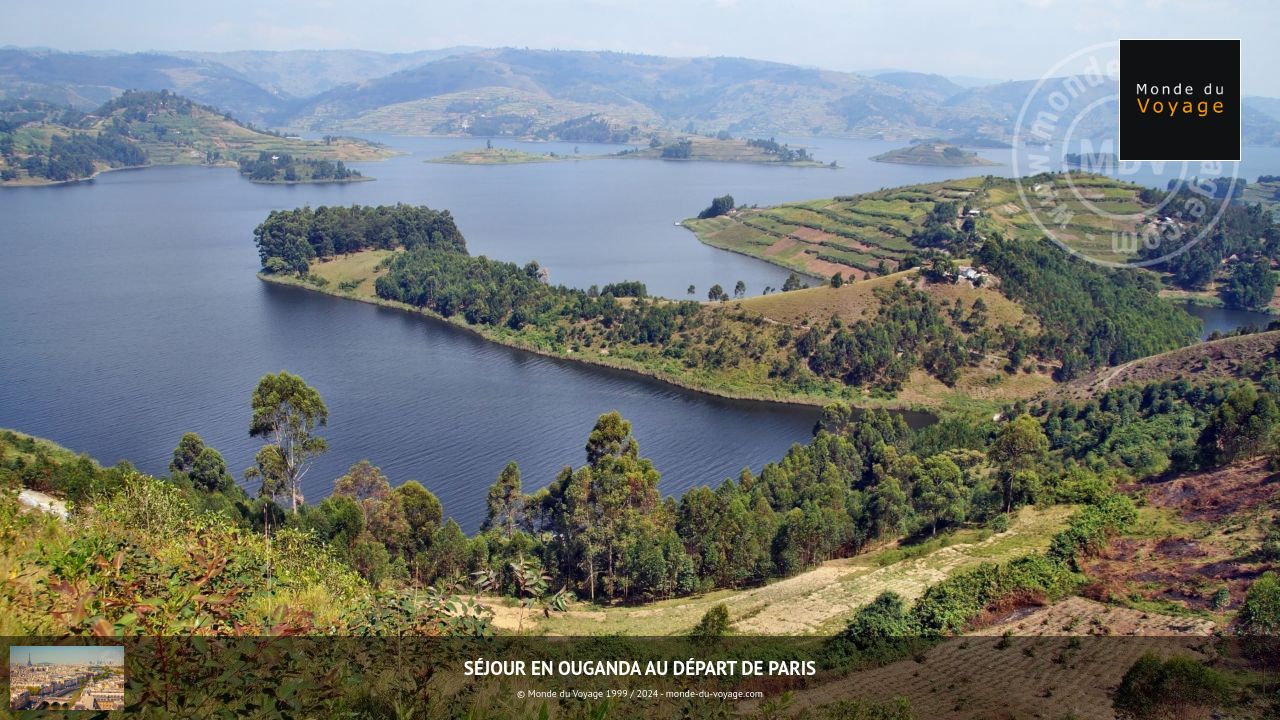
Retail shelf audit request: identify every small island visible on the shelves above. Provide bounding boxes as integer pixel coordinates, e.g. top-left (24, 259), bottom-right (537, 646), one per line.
top-left (426, 146), bottom-right (569, 165)
top-left (237, 152), bottom-right (371, 184)
top-left (618, 135), bottom-right (834, 167)
top-left (1063, 152), bottom-right (1119, 170)
top-left (871, 142), bottom-right (998, 167)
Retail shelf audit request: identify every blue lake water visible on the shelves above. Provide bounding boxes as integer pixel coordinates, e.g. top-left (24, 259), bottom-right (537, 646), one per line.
top-left (2, 135), bottom-right (1276, 529)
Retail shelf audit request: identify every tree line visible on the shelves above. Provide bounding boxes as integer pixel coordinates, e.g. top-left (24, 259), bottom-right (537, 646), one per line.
top-left (978, 235), bottom-right (1203, 379)
top-left (1138, 185), bottom-right (1280, 310)
top-left (254, 204), bottom-right (467, 274)
top-left (237, 151), bottom-right (361, 183)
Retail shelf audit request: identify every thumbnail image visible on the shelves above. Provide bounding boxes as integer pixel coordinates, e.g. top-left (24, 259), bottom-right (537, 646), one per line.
top-left (9, 646), bottom-right (124, 711)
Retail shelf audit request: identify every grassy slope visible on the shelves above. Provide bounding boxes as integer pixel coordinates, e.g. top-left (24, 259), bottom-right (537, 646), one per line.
top-left (684, 174), bottom-right (1149, 278)
top-left (491, 505), bottom-right (1075, 636)
top-left (1052, 329), bottom-right (1280, 402)
top-left (1242, 179), bottom-right (1280, 221)
top-left (0, 429), bottom-right (87, 467)
top-left (738, 268), bottom-right (1055, 412)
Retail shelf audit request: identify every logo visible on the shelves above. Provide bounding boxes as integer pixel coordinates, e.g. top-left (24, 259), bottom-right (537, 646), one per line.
top-left (1011, 41), bottom-right (1240, 268)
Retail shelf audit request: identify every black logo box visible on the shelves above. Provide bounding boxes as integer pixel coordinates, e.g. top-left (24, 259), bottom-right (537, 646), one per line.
top-left (1119, 39), bottom-right (1240, 162)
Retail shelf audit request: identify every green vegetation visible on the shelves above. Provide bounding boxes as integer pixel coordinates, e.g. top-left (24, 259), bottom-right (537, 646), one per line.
top-left (1063, 152), bottom-right (1118, 170)
top-left (244, 203), bottom-right (1280, 631)
top-left (871, 143), bottom-right (998, 167)
top-left (426, 146), bottom-right (568, 164)
top-left (0, 90), bottom-right (390, 185)
top-left (683, 175), bottom-right (1114, 277)
top-left (689, 176), bottom-right (1203, 382)
top-left (618, 134), bottom-right (831, 166)
top-left (1138, 185), bottom-right (1280, 309)
top-left (1243, 174), bottom-right (1280, 222)
top-left (254, 204), bottom-right (466, 273)
top-left (978, 235), bottom-right (1201, 378)
top-left (0, 430), bottom-right (486, 639)
top-left (237, 151), bottom-right (367, 183)
top-left (257, 193), bottom-right (1213, 417)
top-left (1114, 654), bottom-right (1235, 720)
top-left (698, 193), bottom-right (735, 219)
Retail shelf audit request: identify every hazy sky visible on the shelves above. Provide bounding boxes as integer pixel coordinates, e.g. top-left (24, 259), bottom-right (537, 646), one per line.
top-left (10, 645), bottom-right (123, 665)
top-left (5, 0), bottom-right (1278, 94)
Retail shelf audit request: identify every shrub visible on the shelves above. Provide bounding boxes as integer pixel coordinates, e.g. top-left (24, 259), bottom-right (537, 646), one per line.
top-left (1047, 494), bottom-right (1137, 568)
top-left (1114, 654), bottom-right (1233, 719)
top-left (690, 603), bottom-right (731, 644)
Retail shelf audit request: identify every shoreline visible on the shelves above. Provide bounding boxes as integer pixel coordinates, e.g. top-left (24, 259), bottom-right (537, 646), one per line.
top-left (678, 220), bottom-right (826, 282)
top-left (0, 162), bottom-right (151, 188)
top-left (245, 174), bottom-right (376, 185)
top-left (258, 271), bottom-right (938, 418)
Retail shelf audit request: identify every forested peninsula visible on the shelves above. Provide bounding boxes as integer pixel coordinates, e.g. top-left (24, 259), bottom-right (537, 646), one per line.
top-left (253, 190), bottom-right (1203, 414)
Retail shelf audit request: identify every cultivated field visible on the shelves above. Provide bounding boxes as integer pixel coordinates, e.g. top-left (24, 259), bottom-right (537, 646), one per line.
top-left (684, 175), bottom-right (1151, 277)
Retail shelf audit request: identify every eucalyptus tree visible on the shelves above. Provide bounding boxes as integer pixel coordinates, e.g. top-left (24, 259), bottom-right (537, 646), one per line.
top-left (246, 371), bottom-right (328, 512)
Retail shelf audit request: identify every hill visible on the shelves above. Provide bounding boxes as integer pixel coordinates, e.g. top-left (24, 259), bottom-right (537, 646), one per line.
top-left (870, 71), bottom-right (965, 100)
top-left (5, 47), bottom-right (1280, 146)
top-left (682, 174), bottom-right (1154, 278)
top-left (1243, 175), bottom-right (1280, 220)
top-left (170, 48), bottom-right (481, 98)
top-left (1052, 329), bottom-right (1280, 402)
top-left (871, 142), bottom-right (998, 166)
top-left (0, 90), bottom-right (391, 185)
top-left (0, 48), bottom-right (288, 125)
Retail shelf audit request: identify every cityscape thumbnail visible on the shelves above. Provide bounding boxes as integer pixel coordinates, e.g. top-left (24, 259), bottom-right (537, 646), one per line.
top-left (8, 645), bottom-right (124, 710)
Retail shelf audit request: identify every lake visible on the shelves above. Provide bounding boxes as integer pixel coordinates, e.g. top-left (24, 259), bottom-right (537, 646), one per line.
top-left (1179, 302), bottom-right (1278, 340)
top-left (1, 136), bottom-right (1275, 529)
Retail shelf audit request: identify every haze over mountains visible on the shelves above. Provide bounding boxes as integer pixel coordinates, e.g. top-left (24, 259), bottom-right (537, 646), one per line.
top-left (2, 46), bottom-right (1278, 146)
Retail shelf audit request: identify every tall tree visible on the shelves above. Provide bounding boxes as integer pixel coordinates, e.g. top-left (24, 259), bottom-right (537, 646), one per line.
top-left (483, 461), bottom-right (524, 537)
top-left (913, 455), bottom-right (966, 535)
top-left (989, 414), bottom-right (1049, 512)
top-left (190, 447), bottom-right (233, 493)
top-left (247, 371), bottom-right (328, 512)
top-left (545, 412), bottom-right (664, 601)
top-left (396, 480), bottom-right (443, 551)
top-left (169, 432), bottom-right (206, 475)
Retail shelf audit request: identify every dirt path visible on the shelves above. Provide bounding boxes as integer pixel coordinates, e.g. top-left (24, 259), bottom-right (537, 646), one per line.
top-left (18, 489), bottom-right (67, 519)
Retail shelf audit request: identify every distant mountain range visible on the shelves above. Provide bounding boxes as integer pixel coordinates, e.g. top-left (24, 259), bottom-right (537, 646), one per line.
top-left (2, 46), bottom-right (1278, 147)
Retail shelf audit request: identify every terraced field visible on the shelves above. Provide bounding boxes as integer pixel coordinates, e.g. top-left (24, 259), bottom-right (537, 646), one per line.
top-left (683, 174), bottom-right (1152, 277)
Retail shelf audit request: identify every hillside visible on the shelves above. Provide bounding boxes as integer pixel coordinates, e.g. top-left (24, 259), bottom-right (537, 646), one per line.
top-left (0, 90), bottom-right (391, 185)
top-left (682, 174), bottom-right (1153, 277)
top-left (1243, 175), bottom-right (1280, 220)
top-left (171, 48), bottom-right (481, 98)
top-left (0, 48), bottom-right (288, 124)
top-left (1052, 329), bottom-right (1280, 402)
top-left (870, 142), bottom-right (998, 166)
top-left (5, 47), bottom-right (1280, 146)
